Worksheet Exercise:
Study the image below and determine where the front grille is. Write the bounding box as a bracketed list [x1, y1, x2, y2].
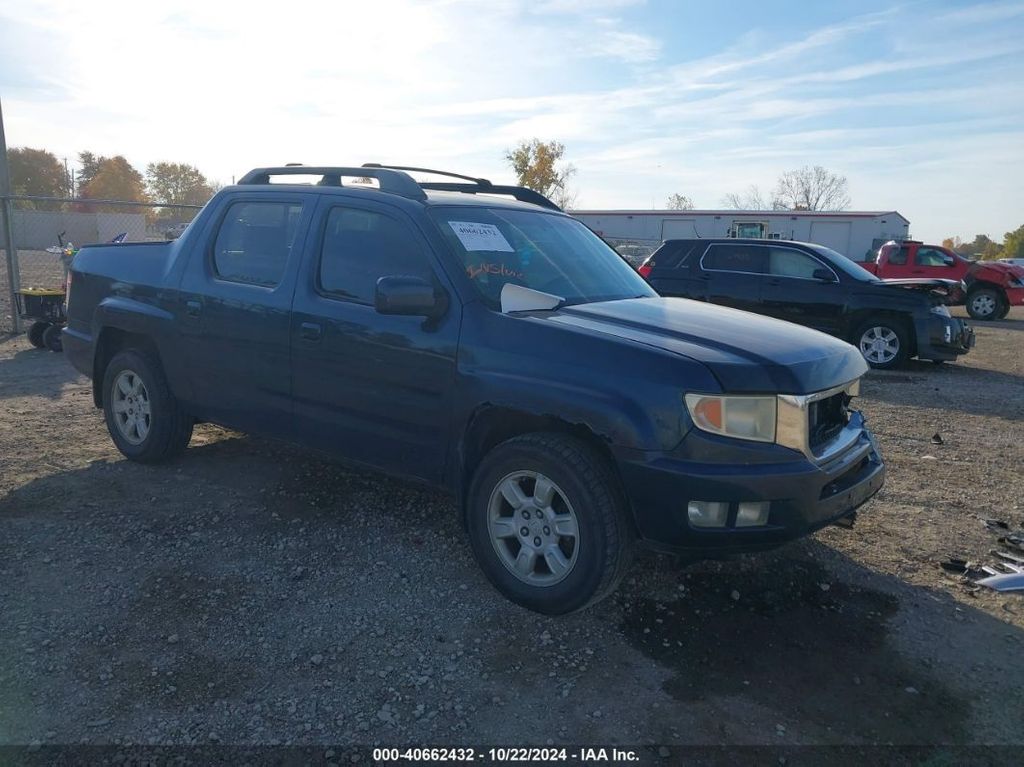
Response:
[808, 392, 850, 451]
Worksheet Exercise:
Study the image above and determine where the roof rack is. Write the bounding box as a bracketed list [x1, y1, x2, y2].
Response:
[236, 164, 561, 211]
[237, 166, 427, 201]
[363, 163, 562, 211]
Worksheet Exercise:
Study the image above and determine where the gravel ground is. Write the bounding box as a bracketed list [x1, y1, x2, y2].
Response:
[1, 309, 1022, 753]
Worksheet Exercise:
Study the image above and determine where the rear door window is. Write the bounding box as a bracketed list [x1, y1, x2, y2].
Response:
[702, 244, 767, 274]
[767, 248, 826, 279]
[213, 201, 303, 287]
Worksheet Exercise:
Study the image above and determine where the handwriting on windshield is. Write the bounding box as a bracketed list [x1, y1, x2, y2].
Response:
[466, 263, 524, 280]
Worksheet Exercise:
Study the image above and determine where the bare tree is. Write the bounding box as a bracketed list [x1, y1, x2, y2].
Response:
[721, 184, 779, 210]
[665, 193, 694, 210]
[773, 165, 850, 211]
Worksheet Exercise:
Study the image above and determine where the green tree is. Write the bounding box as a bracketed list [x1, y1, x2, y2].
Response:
[666, 193, 694, 210]
[7, 147, 68, 198]
[955, 234, 1000, 260]
[504, 138, 577, 209]
[1001, 225, 1024, 260]
[145, 162, 214, 216]
[79, 156, 149, 211]
[77, 150, 105, 194]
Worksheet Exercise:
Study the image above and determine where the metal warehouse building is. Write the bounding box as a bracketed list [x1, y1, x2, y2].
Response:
[571, 209, 910, 263]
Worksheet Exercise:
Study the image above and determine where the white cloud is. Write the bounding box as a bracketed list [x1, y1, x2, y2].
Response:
[1, 0, 1021, 241]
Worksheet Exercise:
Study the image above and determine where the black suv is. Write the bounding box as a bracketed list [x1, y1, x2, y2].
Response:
[639, 239, 974, 369]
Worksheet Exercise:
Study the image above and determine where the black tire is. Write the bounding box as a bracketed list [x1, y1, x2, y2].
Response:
[966, 287, 1003, 321]
[852, 318, 910, 370]
[466, 432, 633, 615]
[101, 348, 193, 463]
[42, 324, 63, 352]
[995, 302, 1011, 320]
[27, 321, 49, 348]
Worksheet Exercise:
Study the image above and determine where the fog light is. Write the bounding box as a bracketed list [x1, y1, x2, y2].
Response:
[736, 501, 770, 527]
[687, 501, 729, 528]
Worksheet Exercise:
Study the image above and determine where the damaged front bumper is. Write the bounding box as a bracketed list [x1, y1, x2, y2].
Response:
[614, 410, 885, 555]
[915, 314, 974, 361]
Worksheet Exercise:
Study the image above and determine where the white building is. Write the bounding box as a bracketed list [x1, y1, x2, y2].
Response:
[571, 209, 910, 263]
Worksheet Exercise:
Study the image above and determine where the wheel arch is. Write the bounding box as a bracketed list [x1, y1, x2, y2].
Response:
[91, 328, 162, 408]
[848, 311, 917, 357]
[456, 405, 636, 534]
[967, 279, 1006, 297]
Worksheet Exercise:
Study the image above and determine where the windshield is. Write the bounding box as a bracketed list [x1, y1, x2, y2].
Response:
[428, 207, 656, 308]
[810, 244, 881, 282]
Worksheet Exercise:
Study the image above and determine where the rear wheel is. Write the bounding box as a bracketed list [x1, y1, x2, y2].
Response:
[854, 319, 909, 370]
[42, 324, 63, 352]
[466, 433, 633, 614]
[102, 349, 193, 463]
[27, 321, 49, 348]
[966, 288, 1003, 321]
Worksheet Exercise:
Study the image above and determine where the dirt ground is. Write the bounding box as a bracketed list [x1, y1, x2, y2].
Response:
[1, 308, 1022, 756]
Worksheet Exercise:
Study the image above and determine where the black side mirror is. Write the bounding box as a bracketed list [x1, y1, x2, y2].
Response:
[375, 276, 446, 317]
[812, 268, 836, 282]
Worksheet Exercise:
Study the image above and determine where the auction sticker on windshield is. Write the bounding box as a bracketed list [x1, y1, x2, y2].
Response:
[448, 221, 514, 252]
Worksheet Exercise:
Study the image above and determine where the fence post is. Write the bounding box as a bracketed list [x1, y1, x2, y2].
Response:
[0, 94, 22, 333]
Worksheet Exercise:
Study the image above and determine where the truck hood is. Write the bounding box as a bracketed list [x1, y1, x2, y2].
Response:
[544, 297, 866, 394]
[877, 277, 965, 301]
[969, 261, 1024, 279]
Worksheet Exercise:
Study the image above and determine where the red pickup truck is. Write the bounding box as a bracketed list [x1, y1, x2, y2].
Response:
[864, 241, 1024, 320]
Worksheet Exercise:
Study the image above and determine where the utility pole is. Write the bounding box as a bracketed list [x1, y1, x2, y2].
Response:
[0, 92, 22, 333]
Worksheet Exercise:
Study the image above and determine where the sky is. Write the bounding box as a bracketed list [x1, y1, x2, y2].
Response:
[1, 0, 1022, 243]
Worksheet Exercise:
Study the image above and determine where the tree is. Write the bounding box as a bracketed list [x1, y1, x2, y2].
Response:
[77, 151, 105, 194]
[773, 165, 850, 211]
[79, 156, 149, 210]
[1002, 225, 1024, 260]
[954, 234, 1000, 259]
[145, 162, 214, 212]
[666, 193, 694, 210]
[722, 167, 850, 211]
[941, 236, 962, 251]
[7, 147, 69, 198]
[504, 139, 577, 209]
[721, 184, 780, 210]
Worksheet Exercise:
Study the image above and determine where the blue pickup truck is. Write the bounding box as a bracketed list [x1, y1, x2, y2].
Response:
[64, 164, 885, 614]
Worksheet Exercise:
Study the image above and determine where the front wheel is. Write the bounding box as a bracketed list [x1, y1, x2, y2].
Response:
[102, 349, 193, 463]
[466, 433, 633, 614]
[966, 288, 1004, 321]
[854, 319, 909, 369]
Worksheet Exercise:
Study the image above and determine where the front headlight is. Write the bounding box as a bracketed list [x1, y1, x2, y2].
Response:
[684, 394, 777, 442]
[930, 304, 950, 317]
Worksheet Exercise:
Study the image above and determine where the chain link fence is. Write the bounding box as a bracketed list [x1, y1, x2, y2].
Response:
[1, 196, 203, 335]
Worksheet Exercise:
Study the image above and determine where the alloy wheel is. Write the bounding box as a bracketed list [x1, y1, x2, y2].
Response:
[487, 471, 580, 586]
[111, 369, 152, 445]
